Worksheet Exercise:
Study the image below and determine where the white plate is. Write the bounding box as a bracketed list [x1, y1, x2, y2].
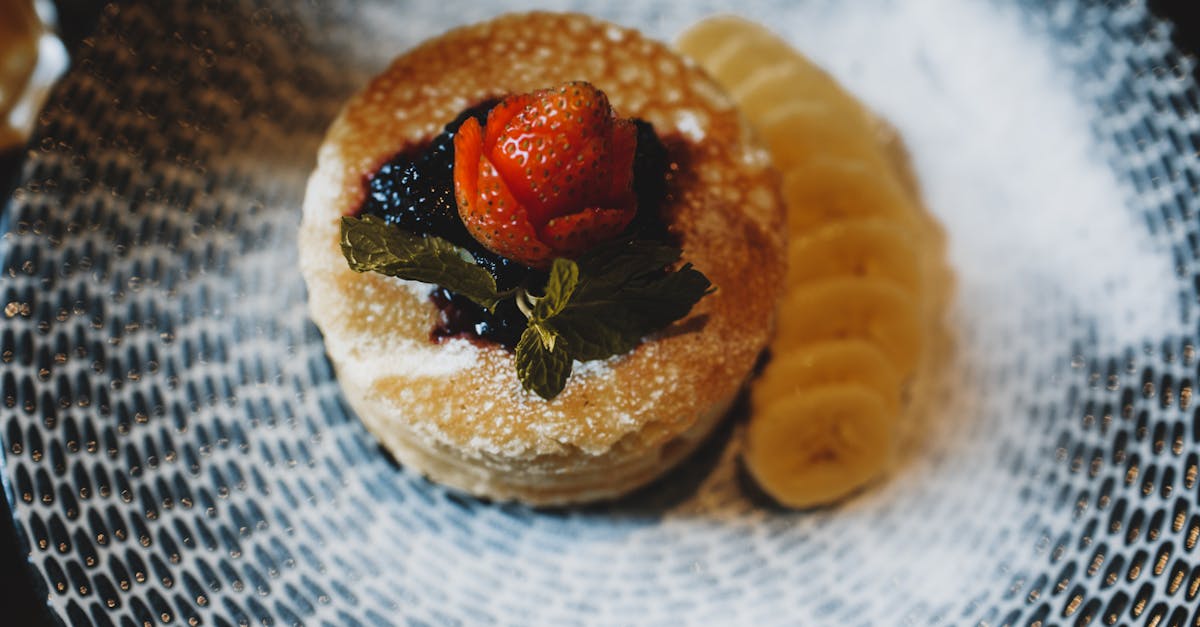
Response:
[2, 1, 1198, 624]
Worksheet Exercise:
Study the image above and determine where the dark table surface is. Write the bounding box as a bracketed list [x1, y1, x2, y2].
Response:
[0, 154, 55, 627]
[1, 5, 104, 625]
[1, 2, 1198, 626]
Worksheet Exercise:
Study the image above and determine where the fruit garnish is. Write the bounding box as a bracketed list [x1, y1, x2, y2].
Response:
[774, 277, 922, 376]
[678, 16, 954, 508]
[453, 81, 639, 268]
[342, 82, 703, 399]
[359, 101, 532, 293]
[340, 216, 711, 400]
[744, 384, 893, 509]
[750, 340, 903, 416]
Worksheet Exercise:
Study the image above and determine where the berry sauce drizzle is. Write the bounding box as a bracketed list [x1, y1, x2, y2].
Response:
[357, 103, 671, 348]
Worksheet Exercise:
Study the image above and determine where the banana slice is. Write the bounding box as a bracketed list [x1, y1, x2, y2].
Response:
[780, 156, 925, 237]
[677, 17, 944, 253]
[781, 157, 952, 317]
[753, 340, 902, 414]
[785, 216, 953, 322]
[675, 16, 860, 110]
[754, 102, 890, 175]
[730, 62, 869, 130]
[677, 18, 883, 170]
[676, 22, 794, 90]
[872, 119, 922, 205]
[744, 383, 892, 508]
[672, 13, 753, 57]
[678, 16, 953, 509]
[870, 122, 955, 303]
[786, 218, 922, 295]
[774, 277, 923, 376]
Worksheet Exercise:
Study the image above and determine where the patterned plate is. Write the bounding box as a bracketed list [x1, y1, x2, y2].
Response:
[3, 1, 1199, 625]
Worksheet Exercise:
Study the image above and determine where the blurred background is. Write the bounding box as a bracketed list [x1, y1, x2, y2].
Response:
[0, 1, 1197, 625]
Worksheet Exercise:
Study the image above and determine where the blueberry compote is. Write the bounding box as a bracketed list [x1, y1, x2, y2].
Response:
[357, 102, 670, 348]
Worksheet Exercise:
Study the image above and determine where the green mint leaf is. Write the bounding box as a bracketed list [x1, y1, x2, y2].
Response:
[531, 258, 580, 321]
[340, 215, 502, 311]
[543, 313, 641, 361]
[543, 244, 712, 362]
[575, 239, 683, 289]
[594, 262, 713, 329]
[515, 323, 572, 400]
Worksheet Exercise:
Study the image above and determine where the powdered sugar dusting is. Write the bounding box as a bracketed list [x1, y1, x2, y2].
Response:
[299, 12, 785, 500]
[673, 109, 707, 141]
[571, 354, 618, 378]
[391, 275, 437, 300]
[340, 336, 480, 381]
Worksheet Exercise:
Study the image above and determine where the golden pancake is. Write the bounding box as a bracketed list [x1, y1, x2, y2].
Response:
[299, 12, 786, 505]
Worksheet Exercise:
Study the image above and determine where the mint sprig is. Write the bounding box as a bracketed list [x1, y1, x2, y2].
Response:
[515, 323, 572, 399]
[340, 217, 712, 400]
[544, 242, 713, 361]
[340, 215, 504, 311]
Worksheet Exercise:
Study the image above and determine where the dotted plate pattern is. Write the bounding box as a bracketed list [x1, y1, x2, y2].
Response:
[1, 1, 1198, 625]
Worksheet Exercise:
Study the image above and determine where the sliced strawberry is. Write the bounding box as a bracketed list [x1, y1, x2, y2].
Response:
[489, 83, 615, 227]
[606, 118, 638, 207]
[540, 207, 636, 257]
[454, 81, 640, 268]
[483, 93, 536, 151]
[456, 120, 553, 268]
[453, 116, 484, 211]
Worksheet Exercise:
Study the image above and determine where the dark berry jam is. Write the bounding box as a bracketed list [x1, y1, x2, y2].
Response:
[627, 119, 671, 240]
[357, 102, 671, 348]
[430, 287, 527, 348]
[359, 101, 531, 291]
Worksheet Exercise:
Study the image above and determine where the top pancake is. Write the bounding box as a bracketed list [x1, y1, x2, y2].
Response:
[299, 11, 785, 464]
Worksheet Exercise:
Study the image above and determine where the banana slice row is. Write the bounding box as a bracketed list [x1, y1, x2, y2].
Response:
[677, 17, 952, 508]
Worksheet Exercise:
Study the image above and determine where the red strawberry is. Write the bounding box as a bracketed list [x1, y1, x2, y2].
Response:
[454, 116, 552, 267]
[453, 82, 638, 268]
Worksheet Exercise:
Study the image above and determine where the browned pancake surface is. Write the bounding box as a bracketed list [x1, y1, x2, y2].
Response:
[299, 12, 785, 502]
